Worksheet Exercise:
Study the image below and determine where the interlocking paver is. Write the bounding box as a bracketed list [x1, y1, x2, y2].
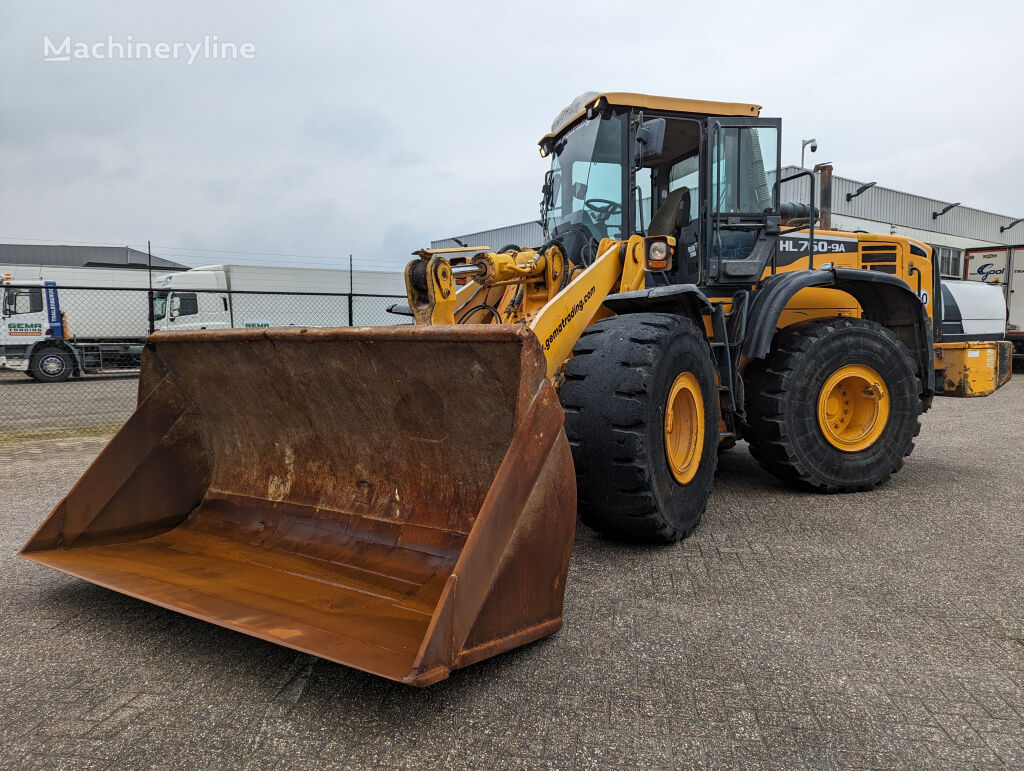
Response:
[2, 377, 1022, 768]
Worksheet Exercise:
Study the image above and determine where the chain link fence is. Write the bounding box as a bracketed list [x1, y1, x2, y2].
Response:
[1, 284, 408, 442]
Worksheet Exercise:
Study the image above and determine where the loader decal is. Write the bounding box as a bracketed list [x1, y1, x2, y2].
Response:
[544, 285, 596, 351]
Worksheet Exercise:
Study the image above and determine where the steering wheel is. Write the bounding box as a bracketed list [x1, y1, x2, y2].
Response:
[584, 198, 622, 223]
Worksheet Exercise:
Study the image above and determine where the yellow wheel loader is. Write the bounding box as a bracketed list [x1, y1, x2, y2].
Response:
[22, 92, 1011, 686]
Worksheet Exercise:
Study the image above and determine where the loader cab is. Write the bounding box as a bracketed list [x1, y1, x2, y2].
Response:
[540, 93, 782, 289]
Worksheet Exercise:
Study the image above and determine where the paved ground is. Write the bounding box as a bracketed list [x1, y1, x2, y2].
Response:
[0, 370, 137, 439]
[1, 380, 1022, 769]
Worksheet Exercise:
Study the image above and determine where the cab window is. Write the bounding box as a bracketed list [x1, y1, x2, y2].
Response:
[669, 154, 700, 222]
[4, 287, 43, 316]
[710, 126, 778, 214]
[171, 292, 199, 317]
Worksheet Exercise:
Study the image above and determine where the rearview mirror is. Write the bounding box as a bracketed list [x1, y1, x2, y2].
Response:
[635, 118, 666, 163]
[541, 170, 561, 209]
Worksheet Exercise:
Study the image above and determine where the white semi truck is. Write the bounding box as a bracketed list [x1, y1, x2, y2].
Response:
[151, 264, 404, 331]
[1, 264, 405, 382]
[964, 246, 1024, 357]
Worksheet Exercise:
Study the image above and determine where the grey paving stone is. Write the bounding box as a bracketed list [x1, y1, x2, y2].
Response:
[2, 378, 1022, 768]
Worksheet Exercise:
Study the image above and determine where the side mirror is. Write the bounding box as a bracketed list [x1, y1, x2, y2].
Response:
[572, 182, 588, 200]
[169, 295, 181, 320]
[635, 118, 666, 164]
[541, 170, 561, 209]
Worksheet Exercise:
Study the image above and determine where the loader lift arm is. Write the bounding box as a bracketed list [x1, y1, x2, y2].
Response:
[405, 233, 685, 379]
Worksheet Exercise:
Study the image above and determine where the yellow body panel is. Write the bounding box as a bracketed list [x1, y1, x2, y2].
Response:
[777, 287, 861, 327]
[706, 230, 935, 337]
[541, 92, 761, 143]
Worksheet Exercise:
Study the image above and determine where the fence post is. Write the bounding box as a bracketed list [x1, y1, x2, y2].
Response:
[147, 240, 154, 334]
[348, 254, 354, 326]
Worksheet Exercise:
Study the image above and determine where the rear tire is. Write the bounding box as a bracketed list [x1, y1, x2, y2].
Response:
[743, 317, 921, 492]
[559, 313, 718, 542]
[29, 347, 73, 383]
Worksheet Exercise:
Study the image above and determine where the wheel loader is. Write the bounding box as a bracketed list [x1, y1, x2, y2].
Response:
[22, 92, 1012, 686]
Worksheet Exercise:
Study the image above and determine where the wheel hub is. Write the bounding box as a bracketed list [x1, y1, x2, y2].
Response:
[816, 364, 889, 452]
[41, 356, 64, 376]
[664, 372, 704, 484]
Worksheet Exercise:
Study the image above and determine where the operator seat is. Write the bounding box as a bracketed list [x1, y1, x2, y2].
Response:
[648, 186, 690, 237]
[647, 186, 699, 283]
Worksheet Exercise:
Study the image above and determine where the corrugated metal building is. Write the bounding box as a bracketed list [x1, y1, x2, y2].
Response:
[0, 244, 188, 271]
[777, 166, 1017, 278]
[431, 222, 544, 253]
[434, 167, 1020, 280]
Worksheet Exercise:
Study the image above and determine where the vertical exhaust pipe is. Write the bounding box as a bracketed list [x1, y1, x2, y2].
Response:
[814, 163, 833, 231]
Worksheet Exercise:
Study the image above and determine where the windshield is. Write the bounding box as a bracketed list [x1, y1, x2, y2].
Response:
[542, 113, 625, 240]
[152, 290, 169, 321]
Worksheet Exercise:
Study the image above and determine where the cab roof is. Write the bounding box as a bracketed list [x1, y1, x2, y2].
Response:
[541, 91, 762, 144]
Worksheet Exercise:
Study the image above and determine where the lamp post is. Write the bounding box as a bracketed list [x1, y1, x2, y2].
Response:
[801, 138, 818, 168]
[846, 181, 877, 201]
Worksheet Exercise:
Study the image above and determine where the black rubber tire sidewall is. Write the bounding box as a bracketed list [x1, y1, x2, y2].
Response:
[560, 313, 718, 542]
[745, 319, 920, 491]
[644, 321, 719, 532]
[30, 348, 73, 383]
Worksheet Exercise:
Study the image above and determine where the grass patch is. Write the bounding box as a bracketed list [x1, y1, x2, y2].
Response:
[0, 423, 122, 444]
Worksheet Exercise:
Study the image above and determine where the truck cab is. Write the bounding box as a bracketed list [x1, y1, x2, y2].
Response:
[0, 278, 69, 381]
[152, 270, 230, 331]
[538, 92, 783, 288]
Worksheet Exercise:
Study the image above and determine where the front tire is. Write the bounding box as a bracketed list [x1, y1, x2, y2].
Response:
[29, 347, 73, 383]
[743, 317, 921, 492]
[559, 313, 718, 542]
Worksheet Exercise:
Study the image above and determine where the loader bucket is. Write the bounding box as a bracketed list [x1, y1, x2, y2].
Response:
[20, 325, 576, 686]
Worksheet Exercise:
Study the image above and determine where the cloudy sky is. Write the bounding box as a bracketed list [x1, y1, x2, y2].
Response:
[2, 1, 1022, 271]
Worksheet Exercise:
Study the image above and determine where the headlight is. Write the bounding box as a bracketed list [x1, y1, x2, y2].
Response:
[644, 238, 673, 271]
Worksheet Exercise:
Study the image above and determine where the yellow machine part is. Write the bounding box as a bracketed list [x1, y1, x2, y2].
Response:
[777, 287, 862, 327]
[816, 364, 890, 451]
[934, 340, 1014, 397]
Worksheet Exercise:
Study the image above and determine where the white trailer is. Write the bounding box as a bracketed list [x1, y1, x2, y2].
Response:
[0, 263, 166, 289]
[2, 264, 407, 382]
[152, 264, 406, 331]
[965, 246, 1024, 356]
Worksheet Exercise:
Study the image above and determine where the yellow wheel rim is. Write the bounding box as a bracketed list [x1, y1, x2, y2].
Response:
[665, 372, 704, 485]
[816, 364, 890, 452]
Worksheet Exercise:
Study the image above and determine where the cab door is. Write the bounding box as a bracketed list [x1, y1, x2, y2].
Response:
[702, 117, 782, 285]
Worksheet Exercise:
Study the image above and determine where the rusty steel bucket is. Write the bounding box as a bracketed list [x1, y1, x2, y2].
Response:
[20, 325, 576, 686]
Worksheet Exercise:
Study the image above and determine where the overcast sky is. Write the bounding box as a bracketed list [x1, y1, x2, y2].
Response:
[2, 1, 1022, 271]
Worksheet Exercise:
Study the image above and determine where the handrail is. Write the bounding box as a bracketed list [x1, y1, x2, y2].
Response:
[777, 169, 817, 271]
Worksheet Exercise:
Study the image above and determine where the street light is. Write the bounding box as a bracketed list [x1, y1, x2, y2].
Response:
[932, 202, 961, 220]
[1000, 217, 1023, 233]
[801, 138, 818, 168]
[846, 181, 877, 201]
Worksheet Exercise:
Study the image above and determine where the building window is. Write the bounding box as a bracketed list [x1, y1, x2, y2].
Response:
[930, 245, 963, 278]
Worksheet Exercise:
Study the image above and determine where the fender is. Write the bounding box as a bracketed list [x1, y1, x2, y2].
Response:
[28, 339, 83, 375]
[602, 284, 713, 329]
[743, 267, 935, 402]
